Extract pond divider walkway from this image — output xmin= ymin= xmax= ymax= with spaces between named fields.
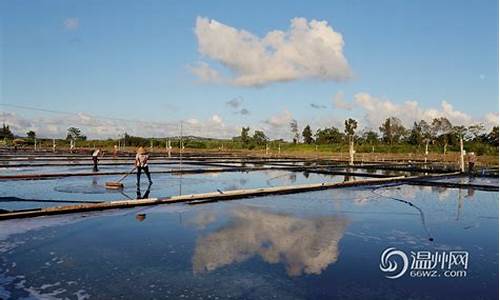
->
xmin=0 ymin=172 xmax=463 ymax=220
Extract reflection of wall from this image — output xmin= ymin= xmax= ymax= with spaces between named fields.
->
xmin=192 ymin=207 xmax=349 ymax=276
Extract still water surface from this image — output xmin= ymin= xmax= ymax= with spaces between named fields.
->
xmin=0 ymin=184 xmax=497 ymax=299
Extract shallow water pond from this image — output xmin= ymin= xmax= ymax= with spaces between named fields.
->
xmin=0 ymin=170 xmax=363 ymax=211
xmin=0 ymin=184 xmax=497 ymax=299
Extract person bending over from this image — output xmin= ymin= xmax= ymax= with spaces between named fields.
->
xmin=135 ymin=146 xmax=152 ymax=185
xmin=92 ymin=148 xmax=102 ymax=172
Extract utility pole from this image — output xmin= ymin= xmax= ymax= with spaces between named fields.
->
xmin=459 ymin=137 xmax=465 ymax=173
xmin=166 ymin=139 xmax=171 ymax=158
xmin=180 ymin=121 xmax=183 ymax=169
xmin=424 ymin=140 xmax=429 ymax=163
xmin=349 ymin=140 xmax=355 ymax=166
xmin=179 ymin=121 xmax=183 ymax=196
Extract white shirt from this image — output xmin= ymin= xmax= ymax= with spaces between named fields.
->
xmin=136 ymin=153 xmax=149 ymax=167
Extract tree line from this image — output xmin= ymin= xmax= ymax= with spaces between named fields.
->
xmin=235 ymin=116 xmax=498 ymax=151
xmin=2 ymin=116 xmax=498 ymax=154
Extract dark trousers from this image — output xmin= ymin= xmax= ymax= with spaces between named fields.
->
xmin=137 ymin=166 xmax=152 ymax=184
xmin=468 ymin=162 xmax=475 ymax=174
xmin=92 ymin=157 xmax=98 ymax=172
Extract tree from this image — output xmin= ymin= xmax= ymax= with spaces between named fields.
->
xmin=467 ymin=123 xmax=486 ymax=141
xmin=0 ymin=123 xmax=14 ymax=139
xmin=252 ymin=130 xmax=268 ymax=145
xmin=379 ymin=117 xmax=406 ymax=144
xmin=290 ymin=119 xmax=299 ymax=143
xmin=431 ymin=117 xmax=453 ymax=152
xmin=26 ymin=130 xmax=36 ymax=140
xmin=315 ymin=127 xmax=344 ymax=144
xmin=344 ymin=118 xmax=358 ymax=143
xmin=302 ymin=125 xmax=314 ymax=144
xmin=240 ymin=127 xmax=250 ymax=145
xmin=361 ymin=130 xmax=379 ymax=145
xmin=452 ymin=125 xmax=467 ymax=140
xmin=407 ymin=120 xmax=431 ymax=145
xmin=431 ymin=117 xmax=452 ymax=140
xmin=66 ymin=127 xmax=87 ymax=141
xmin=487 ymin=126 xmax=499 ymax=146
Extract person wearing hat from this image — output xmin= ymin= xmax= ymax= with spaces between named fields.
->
xmin=91 ymin=148 xmax=103 ymax=172
xmin=135 ymin=146 xmax=152 ymax=185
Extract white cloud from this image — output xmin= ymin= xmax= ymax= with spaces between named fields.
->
xmin=0 ymin=111 xmax=240 ymax=139
xmin=259 ymin=109 xmax=297 ymax=140
xmin=190 ymin=62 xmax=221 ymax=83
xmin=352 ymin=92 xmax=495 ymax=129
xmin=264 ymin=109 xmax=293 ymax=128
xmin=193 ymin=16 xmax=352 ymax=87
xmin=485 ymin=112 xmax=499 ymax=127
xmin=211 ymin=114 xmax=223 ymax=126
xmin=332 ymin=91 xmax=352 ymax=110
xmin=64 ymin=18 xmax=79 ymax=31
xmin=185 ymin=118 xmax=200 ymax=126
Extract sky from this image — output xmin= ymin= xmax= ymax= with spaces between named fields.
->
xmin=1 ymin=0 xmax=498 ymax=139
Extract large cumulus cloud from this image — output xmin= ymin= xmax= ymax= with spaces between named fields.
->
xmin=192 ymin=17 xmax=352 ymax=87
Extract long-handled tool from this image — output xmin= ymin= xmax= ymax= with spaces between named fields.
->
xmin=105 ymin=167 xmax=136 ymax=189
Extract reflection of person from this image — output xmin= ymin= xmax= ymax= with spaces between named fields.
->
xmin=467 ymin=187 xmax=475 ymax=198
xmin=467 ymin=152 xmax=477 ymax=174
xmin=135 ymin=147 xmax=152 ymax=185
xmin=136 ymin=182 xmax=152 ymax=199
xmin=135 ymin=213 xmax=146 ymax=222
xmin=92 ymin=148 xmax=102 ymax=172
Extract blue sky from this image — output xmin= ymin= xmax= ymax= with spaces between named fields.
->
xmin=1 ymin=0 xmax=498 ymax=138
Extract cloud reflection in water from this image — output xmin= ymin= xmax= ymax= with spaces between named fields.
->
xmin=192 ymin=206 xmax=349 ymax=276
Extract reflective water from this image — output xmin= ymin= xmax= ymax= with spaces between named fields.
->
xmin=0 ymin=164 xmax=215 ymax=175
xmin=0 ymin=170 xmax=360 ymax=211
xmin=430 ymin=176 xmax=499 ymax=187
xmin=0 ymin=184 xmax=497 ymax=299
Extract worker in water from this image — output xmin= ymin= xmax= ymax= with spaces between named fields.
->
xmin=92 ymin=148 xmax=102 ymax=172
xmin=135 ymin=146 xmax=152 ymax=185
xmin=467 ymin=152 xmax=477 ymax=174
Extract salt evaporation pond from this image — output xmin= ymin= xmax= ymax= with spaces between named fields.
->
xmin=0 ymin=170 xmax=368 ymax=211
xmin=0 ymin=184 xmax=497 ymax=299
